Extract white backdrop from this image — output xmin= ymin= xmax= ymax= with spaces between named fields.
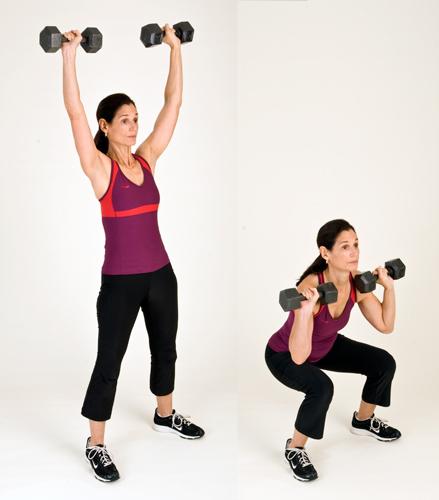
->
xmin=1 ymin=0 xmax=439 ymax=497
xmin=237 ymin=1 xmax=438 ymax=498
xmin=0 ymin=0 xmax=236 ymax=498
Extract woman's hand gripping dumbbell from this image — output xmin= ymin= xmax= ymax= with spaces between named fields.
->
xmin=279 ymin=282 xmax=338 ymax=312
xmin=140 ymin=22 xmax=194 ymax=48
xmin=354 ymin=258 xmax=406 ymax=293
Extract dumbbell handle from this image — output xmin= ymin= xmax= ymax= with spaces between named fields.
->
xmin=60 ymin=34 xmax=84 ymax=44
xmin=368 ymin=261 xmax=405 ymax=282
xmin=294 ymin=287 xmax=327 ymax=306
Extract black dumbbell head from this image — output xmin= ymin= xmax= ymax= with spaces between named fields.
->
xmin=140 ymin=23 xmax=163 ymax=47
xmin=40 ymin=26 xmax=63 ymax=53
xmin=279 ymin=288 xmax=302 ymax=312
xmin=173 ymin=21 xmax=194 ymax=43
xmin=80 ymin=27 xmax=103 ymax=53
xmin=318 ymin=282 xmax=338 ymax=305
xmin=385 ymin=258 xmax=406 ymax=280
xmin=354 ymin=271 xmax=376 ymax=293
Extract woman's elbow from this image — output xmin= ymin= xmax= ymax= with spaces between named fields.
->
xmin=290 ymin=351 xmax=309 ymax=365
xmin=380 ymin=325 xmax=394 ymax=334
xmin=165 ymin=96 xmax=182 ymax=108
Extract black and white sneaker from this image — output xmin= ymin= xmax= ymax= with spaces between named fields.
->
xmin=350 ymin=412 xmax=401 ymax=442
xmin=85 ymin=436 xmax=120 ymax=482
xmin=285 ymin=439 xmax=318 ymax=482
xmin=153 ymin=409 xmax=205 ymax=439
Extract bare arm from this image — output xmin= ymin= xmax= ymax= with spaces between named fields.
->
xmin=288 ymin=277 xmax=320 ymax=364
xmin=357 ymin=267 xmax=396 ymax=333
xmin=288 ymin=308 xmax=314 ymax=364
xmin=136 ymin=25 xmax=183 ymax=172
xmin=62 ymin=30 xmax=105 ymax=178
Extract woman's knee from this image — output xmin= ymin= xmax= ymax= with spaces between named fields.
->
xmin=378 ymin=350 xmax=396 ymax=375
xmin=151 ymin=348 xmax=177 ymax=365
xmin=309 ymin=375 xmax=334 ymax=405
xmin=367 ymin=349 xmax=396 ymax=378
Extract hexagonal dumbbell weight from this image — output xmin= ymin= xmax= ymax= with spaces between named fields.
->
xmin=354 ymin=258 xmax=406 ymax=293
xmin=39 ymin=26 xmax=103 ymax=53
xmin=140 ymin=21 xmax=194 ymax=48
xmin=279 ymin=282 xmax=338 ymax=312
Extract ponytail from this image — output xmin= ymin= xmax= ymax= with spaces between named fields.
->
xmin=296 ymin=255 xmax=327 ymax=286
xmin=94 ymin=129 xmax=109 ymax=154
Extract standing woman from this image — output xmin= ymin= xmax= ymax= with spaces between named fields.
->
xmin=62 ymin=25 xmax=204 ymax=483
xmin=265 ymin=219 xmax=401 ymax=482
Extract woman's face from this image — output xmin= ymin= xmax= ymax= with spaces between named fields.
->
xmin=101 ymin=103 xmax=138 ymax=146
xmin=321 ymin=229 xmax=359 ymax=272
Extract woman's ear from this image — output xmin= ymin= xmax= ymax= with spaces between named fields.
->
xmin=98 ymin=118 xmax=107 ymax=133
xmin=319 ymin=246 xmax=329 ymax=263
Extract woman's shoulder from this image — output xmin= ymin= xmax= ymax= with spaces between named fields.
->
xmin=296 ymin=273 xmax=320 ymax=294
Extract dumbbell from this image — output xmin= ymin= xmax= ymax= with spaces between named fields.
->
xmin=140 ymin=21 xmax=194 ymax=48
xmin=354 ymin=258 xmax=406 ymax=293
xmin=39 ymin=26 xmax=103 ymax=53
xmin=279 ymin=282 xmax=338 ymax=312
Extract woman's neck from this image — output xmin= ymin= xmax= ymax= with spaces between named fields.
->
xmin=107 ymin=145 xmax=135 ymax=168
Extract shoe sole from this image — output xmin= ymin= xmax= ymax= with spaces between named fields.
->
xmin=292 ymin=471 xmax=318 ymax=482
xmin=84 ymin=456 xmax=119 ymax=482
xmin=153 ymin=423 xmax=202 ymax=439
xmin=286 ymin=463 xmax=318 ymax=482
xmin=285 ymin=459 xmax=318 ymax=482
xmin=350 ymin=427 xmax=400 ymax=441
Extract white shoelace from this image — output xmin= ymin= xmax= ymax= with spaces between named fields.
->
xmin=286 ymin=448 xmax=312 ymax=468
xmin=172 ymin=413 xmax=192 ymax=430
xmin=370 ymin=415 xmax=389 ymax=433
xmin=87 ymin=444 xmax=114 ymax=467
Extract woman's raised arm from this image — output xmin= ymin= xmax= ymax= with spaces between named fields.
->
xmin=62 ymin=30 xmax=105 ymax=178
xmin=135 ymin=25 xmax=183 ymax=173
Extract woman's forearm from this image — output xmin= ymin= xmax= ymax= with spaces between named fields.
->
xmin=63 ymin=51 xmax=83 ymax=117
xmin=381 ymin=286 xmax=396 ymax=333
xmin=164 ymin=46 xmax=183 ymax=104
xmin=288 ymin=310 xmax=313 ymax=364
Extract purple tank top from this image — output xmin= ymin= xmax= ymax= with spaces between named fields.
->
xmin=268 ymin=272 xmax=357 ymax=362
xmin=99 ymin=153 xmax=170 ymax=275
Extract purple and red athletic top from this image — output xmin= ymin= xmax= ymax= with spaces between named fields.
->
xmin=99 ymin=153 xmax=170 ymax=275
xmin=268 ymin=271 xmax=357 ymax=362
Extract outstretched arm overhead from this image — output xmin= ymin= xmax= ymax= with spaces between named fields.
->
xmin=62 ymin=30 xmax=107 ymax=180
xmin=135 ymin=24 xmax=183 ymax=174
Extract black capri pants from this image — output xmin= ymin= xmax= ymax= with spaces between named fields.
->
xmin=265 ymin=334 xmax=396 ymax=440
xmin=81 ymin=263 xmax=178 ymax=421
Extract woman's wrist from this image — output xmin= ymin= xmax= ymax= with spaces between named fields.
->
xmin=62 ymin=49 xmax=77 ymax=63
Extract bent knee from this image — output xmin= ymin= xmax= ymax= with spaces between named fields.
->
xmin=309 ymin=376 xmax=334 ymax=403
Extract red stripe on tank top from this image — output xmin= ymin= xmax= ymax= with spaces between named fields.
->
xmin=102 ymin=203 xmax=159 ymax=218
xmin=99 ymin=159 xmax=119 ymax=215
xmin=132 ymin=153 xmax=152 ymax=173
xmin=99 ymin=157 xmax=158 ymax=217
